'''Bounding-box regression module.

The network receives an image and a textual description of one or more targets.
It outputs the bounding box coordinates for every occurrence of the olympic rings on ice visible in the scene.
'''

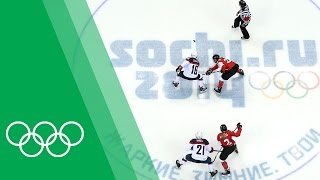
[248,71,319,99]
[6,121,84,158]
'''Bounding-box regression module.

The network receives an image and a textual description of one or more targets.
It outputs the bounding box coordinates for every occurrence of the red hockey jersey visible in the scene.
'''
[217,128,242,147]
[210,58,236,73]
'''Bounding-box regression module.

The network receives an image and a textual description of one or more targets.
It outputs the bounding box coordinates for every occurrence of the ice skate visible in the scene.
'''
[176,160,182,168]
[214,87,221,95]
[221,169,231,176]
[172,81,179,88]
[199,86,207,94]
[210,170,218,177]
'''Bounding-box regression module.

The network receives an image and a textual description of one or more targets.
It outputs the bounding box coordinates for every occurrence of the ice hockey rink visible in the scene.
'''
[87,0,320,179]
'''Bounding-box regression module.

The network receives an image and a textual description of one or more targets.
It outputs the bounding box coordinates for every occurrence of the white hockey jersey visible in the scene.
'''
[180,57,200,79]
[187,138,214,161]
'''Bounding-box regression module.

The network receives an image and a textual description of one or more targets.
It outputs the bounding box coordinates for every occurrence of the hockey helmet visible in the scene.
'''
[191,51,198,58]
[220,124,227,132]
[239,0,246,8]
[212,54,220,63]
[195,131,203,139]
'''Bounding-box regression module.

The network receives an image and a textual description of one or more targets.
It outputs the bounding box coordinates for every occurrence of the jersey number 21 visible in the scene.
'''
[196,145,205,155]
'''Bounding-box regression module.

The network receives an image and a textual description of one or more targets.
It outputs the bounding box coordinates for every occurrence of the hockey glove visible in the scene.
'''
[237,122,242,129]
[176,66,182,74]
[205,69,213,75]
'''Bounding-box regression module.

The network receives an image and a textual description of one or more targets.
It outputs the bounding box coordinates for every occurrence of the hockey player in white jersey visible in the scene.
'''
[172,52,207,93]
[176,131,218,177]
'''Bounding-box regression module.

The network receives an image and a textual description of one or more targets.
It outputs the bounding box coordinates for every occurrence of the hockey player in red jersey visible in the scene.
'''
[205,54,244,94]
[176,131,218,177]
[217,123,242,176]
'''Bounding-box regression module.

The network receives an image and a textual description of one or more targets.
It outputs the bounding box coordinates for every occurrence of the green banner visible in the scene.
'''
[0,0,158,179]
[0,1,116,179]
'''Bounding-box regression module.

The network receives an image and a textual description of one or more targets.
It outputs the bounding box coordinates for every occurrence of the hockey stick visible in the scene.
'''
[212,150,222,152]
[211,126,239,163]
[211,147,222,163]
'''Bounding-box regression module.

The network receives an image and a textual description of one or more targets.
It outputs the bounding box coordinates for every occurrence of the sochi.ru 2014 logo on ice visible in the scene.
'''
[6,121,84,158]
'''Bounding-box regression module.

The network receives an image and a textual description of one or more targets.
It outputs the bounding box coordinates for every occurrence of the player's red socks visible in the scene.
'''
[218,80,224,88]
[222,161,229,170]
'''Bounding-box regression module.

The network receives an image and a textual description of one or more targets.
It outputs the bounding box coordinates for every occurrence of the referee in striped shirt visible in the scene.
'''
[232,0,251,39]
